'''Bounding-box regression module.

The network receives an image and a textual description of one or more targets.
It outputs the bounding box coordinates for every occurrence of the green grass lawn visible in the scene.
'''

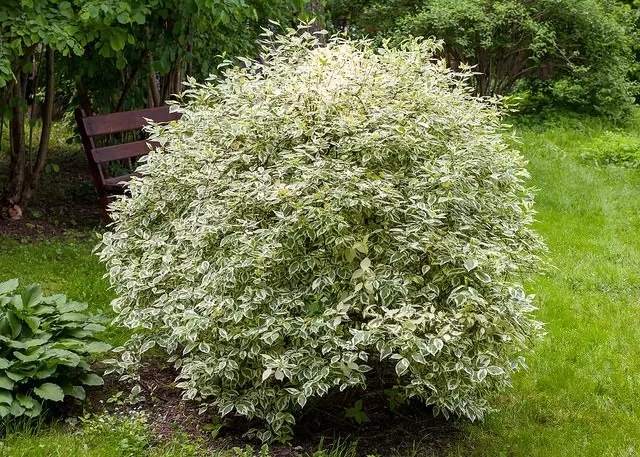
[450,113,640,457]
[1,112,640,456]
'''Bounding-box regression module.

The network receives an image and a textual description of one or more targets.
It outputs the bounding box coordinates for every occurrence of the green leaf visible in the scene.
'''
[64,385,86,400]
[10,400,25,416]
[0,405,9,418]
[6,371,27,382]
[395,358,410,377]
[34,365,57,379]
[0,279,19,295]
[84,341,112,353]
[22,284,43,308]
[58,301,88,314]
[23,399,42,417]
[58,312,90,322]
[34,383,65,402]
[0,376,15,390]
[16,393,35,409]
[7,311,22,338]
[0,358,12,369]
[463,259,478,271]
[81,373,104,386]
[0,390,12,405]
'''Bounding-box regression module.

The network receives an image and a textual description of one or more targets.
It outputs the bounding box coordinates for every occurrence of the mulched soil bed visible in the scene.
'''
[78,358,461,457]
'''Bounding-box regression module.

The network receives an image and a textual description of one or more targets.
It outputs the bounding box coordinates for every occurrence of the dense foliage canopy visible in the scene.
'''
[0,0,309,211]
[327,0,638,119]
[100,28,546,441]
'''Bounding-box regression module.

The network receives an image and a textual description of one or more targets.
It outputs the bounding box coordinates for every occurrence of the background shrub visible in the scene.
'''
[0,279,110,418]
[100,28,546,441]
[326,0,638,120]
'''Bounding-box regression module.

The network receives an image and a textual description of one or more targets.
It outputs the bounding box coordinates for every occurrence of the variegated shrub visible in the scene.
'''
[99,27,546,441]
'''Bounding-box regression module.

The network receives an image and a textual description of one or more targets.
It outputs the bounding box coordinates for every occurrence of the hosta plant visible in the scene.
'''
[99,26,546,441]
[0,279,111,418]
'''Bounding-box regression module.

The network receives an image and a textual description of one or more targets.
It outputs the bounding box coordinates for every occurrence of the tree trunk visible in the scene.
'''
[2,48,56,214]
[5,78,27,206]
[147,51,162,107]
[76,76,92,115]
[19,48,55,207]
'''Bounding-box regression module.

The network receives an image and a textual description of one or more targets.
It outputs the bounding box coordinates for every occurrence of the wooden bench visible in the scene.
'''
[75,106,181,221]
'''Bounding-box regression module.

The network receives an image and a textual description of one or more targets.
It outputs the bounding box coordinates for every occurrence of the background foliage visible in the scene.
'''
[326,0,638,120]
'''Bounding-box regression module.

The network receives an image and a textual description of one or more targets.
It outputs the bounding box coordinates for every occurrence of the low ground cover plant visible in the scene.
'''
[581,131,640,168]
[100,27,546,441]
[0,279,110,418]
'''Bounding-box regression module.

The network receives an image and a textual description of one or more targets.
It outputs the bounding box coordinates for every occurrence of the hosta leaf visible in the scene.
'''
[7,335,51,349]
[0,317,10,337]
[22,316,41,332]
[16,393,35,409]
[8,295,23,311]
[0,405,9,418]
[42,294,66,306]
[80,373,104,386]
[7,311,22,339]
[22,284,43,308]
[58,312,90,323]
[64,385,86,400]
[83,323,107,333]
[0,358,12,369]
[10,399,25,416]
[84,341,113,353]
[0,390,12,405]
[487,366,505,376]
[0,279,19,296]
[34,365,57,379]
[13,348,46,362]
[34,383,65,402]
[0,375,15,389]
[23,400,42,417]
[57,301,88,314]
[6,371,28,382]
[463,259,478,271]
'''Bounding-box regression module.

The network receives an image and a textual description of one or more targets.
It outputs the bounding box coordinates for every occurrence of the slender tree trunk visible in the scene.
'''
[115,58,141,112]
[2,48,56,215]
[5,77,27,206]
[147,51,161,107]
[76,76,92,115]
[308,0,327,44]
[19,48,55,206]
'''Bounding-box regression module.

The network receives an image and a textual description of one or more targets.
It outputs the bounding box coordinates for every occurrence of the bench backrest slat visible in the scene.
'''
[75,106,181,222]
[81,106,180,137]
[91,140,158,164]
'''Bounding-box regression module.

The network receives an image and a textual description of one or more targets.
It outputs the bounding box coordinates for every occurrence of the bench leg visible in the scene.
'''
[99,192,112,223]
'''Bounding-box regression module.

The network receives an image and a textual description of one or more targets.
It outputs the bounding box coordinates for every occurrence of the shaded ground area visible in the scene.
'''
[0,123,103,239]
[79,358,460,457]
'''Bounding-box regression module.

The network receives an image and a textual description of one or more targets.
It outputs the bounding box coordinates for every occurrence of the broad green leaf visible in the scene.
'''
[34,383,65,402]
[0,390,12,405]
[0,279,19,296]
[80,373,104,386]
[64,385,86,400]
[0,376,15,390]
[84,341,112,353]
[22,284,43,308]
